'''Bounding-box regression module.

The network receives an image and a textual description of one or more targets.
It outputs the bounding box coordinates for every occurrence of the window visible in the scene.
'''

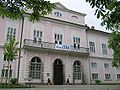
[1,69,12,78]
[117,74,120,79]
[6,27,16,41]
[54,12,62,17]
[73,37,80,49]
[92,73,98,80]
[89,41,95,53]
[102,44,107,54]
[105,74,111,80]
[91,62,97,68]
[104,63,109,70]
[3,55,7,61]
[55,33,63,44]
[30,57,42,79]
[73,61,81,80]
[116,65,120,69]
[33,30,42,43]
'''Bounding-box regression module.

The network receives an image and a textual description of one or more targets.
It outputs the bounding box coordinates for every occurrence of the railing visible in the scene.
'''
[24,39,89,54]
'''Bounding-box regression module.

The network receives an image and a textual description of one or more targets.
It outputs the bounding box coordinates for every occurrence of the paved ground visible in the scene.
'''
[1,85,120,90]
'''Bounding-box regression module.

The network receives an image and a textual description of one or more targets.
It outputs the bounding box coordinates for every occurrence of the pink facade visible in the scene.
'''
[0,2,119,85]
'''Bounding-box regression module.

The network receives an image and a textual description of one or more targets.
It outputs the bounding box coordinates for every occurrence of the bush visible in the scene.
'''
[10,78,18,85]
[0,83,26,88]
[95,80,102,85]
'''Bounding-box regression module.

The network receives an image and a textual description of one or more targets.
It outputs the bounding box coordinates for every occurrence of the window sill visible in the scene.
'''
[104,79,112,81]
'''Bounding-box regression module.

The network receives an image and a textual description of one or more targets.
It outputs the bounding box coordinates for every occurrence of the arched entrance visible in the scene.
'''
[54,59,63,85]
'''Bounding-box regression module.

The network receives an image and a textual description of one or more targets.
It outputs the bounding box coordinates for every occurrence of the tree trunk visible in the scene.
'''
[6,61,10,84]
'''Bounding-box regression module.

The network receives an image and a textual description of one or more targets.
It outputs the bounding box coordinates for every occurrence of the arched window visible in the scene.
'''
[73,61,81,80]
[29,57,42,79]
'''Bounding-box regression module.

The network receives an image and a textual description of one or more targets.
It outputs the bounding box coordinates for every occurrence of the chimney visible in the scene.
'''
[91,26,95,29]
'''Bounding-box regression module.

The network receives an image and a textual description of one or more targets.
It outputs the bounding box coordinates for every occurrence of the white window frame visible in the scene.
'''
[102,43,107,55]
[104,63,109,70]
[33,30,42,43]
[92,73,98,80]
[6,27,16,41]
[117,74,120,80]
[54,11,62,17]
[91,62,97,69]
[89,41,95,53]
[55,33,63,45]
[73,37,80,49]
[105,74,111,80]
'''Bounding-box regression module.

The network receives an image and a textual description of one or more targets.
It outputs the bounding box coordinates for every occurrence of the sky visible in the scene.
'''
[49,0,106,31]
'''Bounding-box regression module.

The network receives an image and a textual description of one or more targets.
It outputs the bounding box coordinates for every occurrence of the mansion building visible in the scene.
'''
[0,2,120,85]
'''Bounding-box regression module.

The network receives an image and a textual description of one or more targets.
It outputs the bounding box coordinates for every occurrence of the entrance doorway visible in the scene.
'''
[54,59,63,85]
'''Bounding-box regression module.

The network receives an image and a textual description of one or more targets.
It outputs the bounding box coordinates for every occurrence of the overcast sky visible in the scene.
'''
[49,0,106,31]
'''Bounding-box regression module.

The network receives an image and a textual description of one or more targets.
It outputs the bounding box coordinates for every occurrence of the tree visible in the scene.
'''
[0,0,55,21]
[86,0,120,30]
[0,0,55,83]
[108,31,120,67]
[4,37,19,83]
[86,0,120,67]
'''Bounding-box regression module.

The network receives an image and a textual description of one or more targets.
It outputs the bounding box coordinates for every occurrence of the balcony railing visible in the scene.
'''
[24,39,89,54]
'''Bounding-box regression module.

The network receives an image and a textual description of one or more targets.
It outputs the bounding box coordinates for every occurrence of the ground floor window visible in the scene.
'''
[73,61,81,80]
[105,74,111,80]
[1,69,12,78]
[29,57,42,79]
[92,73,98,80]
[117,74,120,79]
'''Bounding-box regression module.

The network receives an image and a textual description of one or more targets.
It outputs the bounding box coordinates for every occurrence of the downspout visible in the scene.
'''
[85,25,91,84]
[17,16,24,83]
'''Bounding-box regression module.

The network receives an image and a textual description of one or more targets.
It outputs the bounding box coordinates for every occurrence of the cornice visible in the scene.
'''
[89,56,112,60]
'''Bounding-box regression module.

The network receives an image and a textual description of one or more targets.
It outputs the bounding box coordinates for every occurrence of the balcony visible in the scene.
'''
[23,39,89,55]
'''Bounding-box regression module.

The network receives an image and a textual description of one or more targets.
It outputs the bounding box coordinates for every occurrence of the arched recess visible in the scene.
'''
[29,57,42,80]
[73,60,82,83]
[53,59,64,85]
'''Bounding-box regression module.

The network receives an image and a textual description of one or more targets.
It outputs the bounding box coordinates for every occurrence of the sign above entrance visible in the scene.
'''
[55,44,71,51]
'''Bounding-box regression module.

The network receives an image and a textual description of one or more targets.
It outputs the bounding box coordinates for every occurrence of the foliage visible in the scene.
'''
[95,80,102,85]
[10,78,18,85]
[0,83,26,88]
[4,37,19,83]
[86,0,120,30]
[4,37,19,62]
[0,0,55,22]
[108,31,120,67]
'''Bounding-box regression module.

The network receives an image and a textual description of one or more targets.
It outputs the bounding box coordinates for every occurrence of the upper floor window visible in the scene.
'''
[55,33,63,44]
[102,43,107,54]
[104,63,109,70]
[91,62,97,68]
[33,30,42,43]
[6,27,16,41]
[116,65,120,70]
[54,12,62,17]
[89,41,95,53]
[73,37,80,49]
